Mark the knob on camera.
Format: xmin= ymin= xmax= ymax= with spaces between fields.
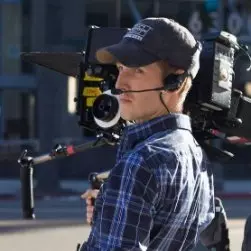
xmin=92 ymin=90 xmax=121 ymax=129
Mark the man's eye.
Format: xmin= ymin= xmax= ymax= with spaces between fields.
xmin=117 ymin=65 xmax=123 ymax=71
xmin=135 ymin=68 xmax=144 ymax=74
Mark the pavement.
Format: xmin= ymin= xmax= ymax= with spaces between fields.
xmin=0 ymin=179 xmax=251 ymax=250
xmin=0 ymin=178 xmax=251 ymax=201
xmin=0 ymin=198 xmax=250 ymax=251
xmin=0 ymin=179 xmax=89 ymax=201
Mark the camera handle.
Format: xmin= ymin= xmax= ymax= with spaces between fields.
xmin=17 ymin=137 xmax=107 ymax=219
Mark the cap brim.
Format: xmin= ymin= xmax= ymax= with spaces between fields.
xmin=96 ymin=40 xmax=159 ymax=67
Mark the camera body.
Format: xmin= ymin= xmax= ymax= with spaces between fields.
xmin=191 ymin=31 xmax=237 ymax=111
xmin=77 ymin=26 xmax=251 ymax=147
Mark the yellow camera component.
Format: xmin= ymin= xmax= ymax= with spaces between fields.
xmin=83 ymin=73 xmax=103 ymax=82
xmin=83 ymin=87 xmax=102 ymax=107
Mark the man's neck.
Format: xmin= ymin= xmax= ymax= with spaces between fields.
xmin=135 ymin=110 xmax=169 ymax=124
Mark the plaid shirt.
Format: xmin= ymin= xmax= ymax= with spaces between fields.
xmin=81 ymin=113 xmax=215 ymax=251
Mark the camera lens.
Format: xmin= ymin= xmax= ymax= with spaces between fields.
xmin=92 ymin=94 xmax=119 ymax=122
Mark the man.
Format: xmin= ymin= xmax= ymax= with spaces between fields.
xmin=80 ymin=17 xmax=215 ymax=250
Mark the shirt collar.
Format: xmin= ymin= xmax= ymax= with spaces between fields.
xmin=117 ymin=113 xmax=192 ymax=160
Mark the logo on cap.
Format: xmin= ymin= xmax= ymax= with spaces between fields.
xmin=124 ymin=23 xmax=153 ymax=42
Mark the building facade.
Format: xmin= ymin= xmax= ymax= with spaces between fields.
xmin=0 ymin=0 xmax=251 ymax=188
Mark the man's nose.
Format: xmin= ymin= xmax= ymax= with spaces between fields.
xmin=115 ymin=72 xmax=127 ymax=89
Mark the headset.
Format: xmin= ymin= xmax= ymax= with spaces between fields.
xmin=162 ymin=40 xmax=202 ymax=92
xmin=163 ymin=71 xmax=190 ymax=91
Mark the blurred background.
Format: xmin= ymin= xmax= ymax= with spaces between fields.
xmin=1 ymin=0 xmax=251 ymax=250
xmin=0 ymin=0 xmax=251 ymax=197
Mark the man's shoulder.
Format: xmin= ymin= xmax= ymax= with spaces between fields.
xmin=118 ymin=127 xmax=208 ymax=172
xmin=137 ymin=128 xmax=198 ymax=154
xmin=133 ymin=129 xmax=208 ymax=168
xmin=131 ymin=136 xmax=178 ymax=171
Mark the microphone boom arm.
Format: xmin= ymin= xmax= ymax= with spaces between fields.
xmin=111 ymin=86 xmax=164 ymax=95
xmin=17 ymin=137 xmax=108 ymax=219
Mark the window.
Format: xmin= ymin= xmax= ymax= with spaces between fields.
xmin=85 ymin=0 xmax=120 ymax=27
xmin=1 ymin=3 xmax=22 ymax=74
xmin=3 ymin=90 xmax=36 ymax=140
xmin=21 ymin=0 xmax=34 ymax=74
xmin=45 ymin=1 xmax=63 ymax=45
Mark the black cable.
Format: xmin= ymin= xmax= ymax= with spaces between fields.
xmin=159 ymin=92 xmax=170 ymax=114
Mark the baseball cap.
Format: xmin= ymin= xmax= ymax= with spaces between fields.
xmin=96 ymin=17 xmax=202 ymax=79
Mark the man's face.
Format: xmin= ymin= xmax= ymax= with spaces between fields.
xmin=115 ymin=62 xmax=167 ymax=122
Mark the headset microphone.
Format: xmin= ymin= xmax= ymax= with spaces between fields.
xmin=111 ymin=87 xmax=165 ymax=95
xmin=111 ymin=71 xmax=191 ymax=95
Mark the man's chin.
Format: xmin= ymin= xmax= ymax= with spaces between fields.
xmin=120 ymin=112 xmax=136 ymax=122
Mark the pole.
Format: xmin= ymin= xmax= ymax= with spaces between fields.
xmin=19 ymin=150 xmax=35 ymax=219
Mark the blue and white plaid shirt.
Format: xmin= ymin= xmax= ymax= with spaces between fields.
xmin=81 ymin=113 xmax=215 ymax=251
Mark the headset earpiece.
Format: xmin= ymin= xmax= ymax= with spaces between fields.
xmin=163 ymin=40 xmax=201 ymax=92
xmin=163 ymin=72 xmax=188 ymax=91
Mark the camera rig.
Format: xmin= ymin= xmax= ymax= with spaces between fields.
xmin=72 ymin=27 xmax=251 ymax=161
xmin=18 ymin=26 xmax=251 ymax=251
xmin=21 ymin=27 xmax=251 ymax=150
xmin=84 ymin=28 xmax=251 ymax=160
xmin=22 ymin=27 xmax=251 ymax=156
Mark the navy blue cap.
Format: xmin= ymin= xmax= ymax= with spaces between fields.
xmin=96 ymin=17 xmax=202 ymax=79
